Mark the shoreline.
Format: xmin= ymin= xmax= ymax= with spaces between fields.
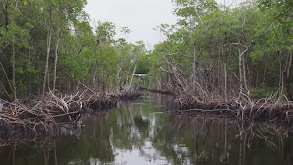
xmin=0 ymin=87 xmax=141 ymax=140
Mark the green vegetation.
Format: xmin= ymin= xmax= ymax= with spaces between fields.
xmin=0 ymin=0 xmax=148 ymax=100
xmin=0 ymin=0 xmax=292 ymax=102
xmin=250 ymin=83 xmax=278 ymax=99
xmin=149 ymin=0 xmax=293 ymax=101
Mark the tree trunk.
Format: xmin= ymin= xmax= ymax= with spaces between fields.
xmin=125 ymin=63 xmax=132 ymax=85
xmin=53 ymin=27 xmax=61 ymax=91
xmin=224 ymin=62 xmax=227 ymax=102
xmin=242 ymin=51 xmax=248 ymax=91
xmin=12 ymin=41 xmax=16 ymax=100
xmin=42 ymin=8 xmax=53 ymax=98
xmin=117 ymin=63 xmax=122 ymax=91
xmin=283 ymin=51 xmax=293 ymax=100
xmin=192 ymin=43 xmax=197 ymax=82
xmin=129 ymin=65 xmax=137 ymax=86
xmin=278 ymin=51 xmax=284 ymax=98
xmin=223 ymin=37 xmax=228 ymax=102
xmin=238 ymin=46 xmax=243 ymax=99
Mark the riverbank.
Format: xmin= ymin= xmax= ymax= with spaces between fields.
xmin=140 ymin=85 xmax=293 ymax=125
xmin=172 ymin=91 xmax=293 ymax=126
xmin=0 ymin=87 xmax=141 ymax=139
xmin=1 ymin=92 xmax=292 ymax=165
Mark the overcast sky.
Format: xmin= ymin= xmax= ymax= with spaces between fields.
xmin=84 ymin=0 xmax=241 ymax=49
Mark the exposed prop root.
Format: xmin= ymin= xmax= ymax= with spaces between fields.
xmin=0 ymin=86 xmax=141 ymax=139
xmin=173 ymin=93 xmax=293 ymax=126
xmin=118 ymin=86 xmax=141 ymax=100
xmin=155 ymin=63 xmax=293 ymax=126
xmin=0 ymin=92 xmax=82 ymax=139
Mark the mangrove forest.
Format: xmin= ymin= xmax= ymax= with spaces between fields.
xmin=0 ymin=0 xmax=292 ymax=164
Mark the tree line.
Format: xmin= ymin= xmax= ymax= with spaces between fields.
xmin=0 ymin=0 xmax=151 ymax=101
xmin=1 ymin=0 xmax=292 ymax=102
xmin=149 ymin=0 xmax=292 ymax=101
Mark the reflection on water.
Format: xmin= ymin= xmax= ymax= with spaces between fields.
xmin=0 ymin=92 xmax=292 ymax=165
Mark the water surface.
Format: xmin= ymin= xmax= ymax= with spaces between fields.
xmin=0 ymin=92 xmax=292 ymax=165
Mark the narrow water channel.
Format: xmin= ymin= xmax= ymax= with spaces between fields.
xmin=0 ymin=92 xmax=292 ymax=165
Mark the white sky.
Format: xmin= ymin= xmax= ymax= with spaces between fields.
xmin=84 ymin=0 xmax=242 ymax=50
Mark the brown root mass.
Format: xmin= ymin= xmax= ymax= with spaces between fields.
xmin=0 ymin=87 xmax=141 ymax=139
xmin=173 ymin=92 xmax=293 ymax=126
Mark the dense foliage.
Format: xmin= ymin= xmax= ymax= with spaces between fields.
xmin=0 ymin=0 xmax=292 ymax=101
xmin=0 ymin=0 xmax=149 ymax=100
xmin=150 ymin=0 xmax=292 ymax=100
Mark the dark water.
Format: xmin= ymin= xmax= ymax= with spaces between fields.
xmin=0 ymin=92 xmax=293 ymax=165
